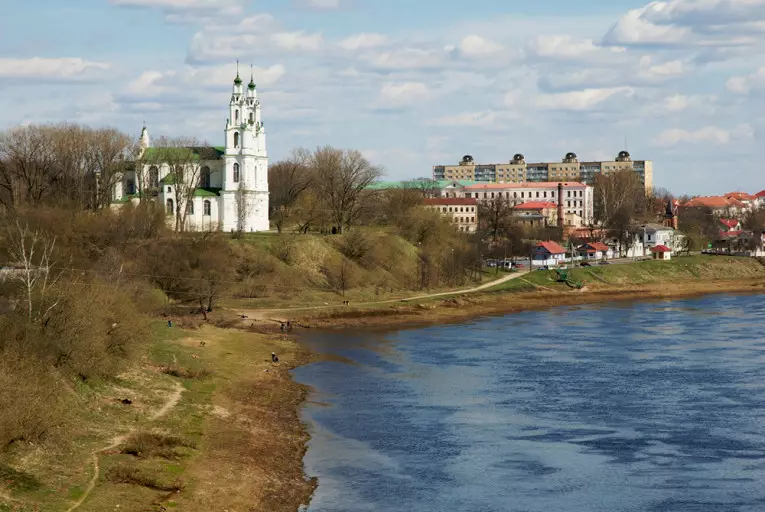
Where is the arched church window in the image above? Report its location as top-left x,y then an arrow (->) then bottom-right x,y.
200,166 -> 211,188
204,200 -> 211,216
235,110 -> 240,123
166,198 -> 174,215
249,112 -> 254,124
234,132 -> 239,148
148,166 -> 159,189
233,163 -> 240,183
126,179 -> 135,195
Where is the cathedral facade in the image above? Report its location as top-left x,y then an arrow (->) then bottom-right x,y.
112,69 -> 269,232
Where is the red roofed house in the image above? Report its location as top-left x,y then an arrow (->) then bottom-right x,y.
513,201 -> 557,226
719,218 -> 742,236
682,196 -> 746,216
755,190 -> 765,209
577,242 -> 613,260
724,192 -> 757,209
650,245 -> 672,261
532,241 -> 567,266
423,197 -> 478,233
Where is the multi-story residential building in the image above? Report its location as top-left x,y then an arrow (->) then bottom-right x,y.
422,197 -> 478,233
433,151 -> 653,190
458,182 -> 593,227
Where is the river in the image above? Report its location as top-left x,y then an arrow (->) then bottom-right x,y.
293,293 -> 765,512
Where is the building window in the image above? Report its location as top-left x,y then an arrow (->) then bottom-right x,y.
472,217 -> 475,222
234,132 -> 240,148
200,166 -> 211,188
148,166 -> 159,189
536,192 -> 540,198
204,200 -> 211,216
235,110 -> 240,123
167,186 -> 172,193
165,198 -> 174,215
233,163 -> 240,182
187,201 -> 194,215
249,112 -> 254,123
126,179 -> 135,195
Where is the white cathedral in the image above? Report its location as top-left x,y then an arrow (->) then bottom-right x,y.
112,69 -> 270,232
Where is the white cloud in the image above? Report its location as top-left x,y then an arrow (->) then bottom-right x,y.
339,33 -> 389,51
377,82 -> 431,108
536,87 -> 634,111
363,48 -> 445,70
602,0 -> 765,47
640,56 -> 686,77
430,111 -> 500,127
527,35 -> 602,58
655,123 -> 754,147
303,0 -> 340,9
271,31 -> 324,52
111,0 -> 237,7
187,15 -> 323,62
457,35 -> 505,57
0,57 -> 111,80
124,64 -> 286,99
726,67 -> 765,95
110,0 -> 246,22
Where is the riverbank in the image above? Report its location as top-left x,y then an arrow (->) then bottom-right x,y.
245,255 -> 765,331
0,323 -> 316,512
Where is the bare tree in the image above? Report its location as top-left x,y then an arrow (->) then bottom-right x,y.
594,170 -> 647,227
268,151 -> 313,233
234,177 -> 252,236
311,146 -> 382,234
478,197 -> 515,241
0,125 -> 60,207
5,221 -> 62,323
87,128 -> 134,210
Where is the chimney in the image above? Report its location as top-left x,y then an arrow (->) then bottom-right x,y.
557,182 -> 564,232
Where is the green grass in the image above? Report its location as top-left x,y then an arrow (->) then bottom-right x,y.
486,255 -> 765,294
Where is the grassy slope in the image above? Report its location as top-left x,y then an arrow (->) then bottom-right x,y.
488,255 -> 765,293
224,232 -> 496,310
0,321 -> 314,512
283,255 -> 765,329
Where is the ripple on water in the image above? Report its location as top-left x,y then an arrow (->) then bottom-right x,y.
294,293 -> 765,512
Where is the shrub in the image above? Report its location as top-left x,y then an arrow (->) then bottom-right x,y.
106,465 -> 183,492
120,432 -> 195,459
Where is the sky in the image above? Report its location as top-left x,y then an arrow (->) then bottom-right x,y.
0,0 -> 763,195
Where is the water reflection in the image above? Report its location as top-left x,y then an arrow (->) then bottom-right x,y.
294,293 -> 765,512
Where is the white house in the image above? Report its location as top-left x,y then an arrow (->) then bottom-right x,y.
532,241 -> 567,267
112,67 -> 269,232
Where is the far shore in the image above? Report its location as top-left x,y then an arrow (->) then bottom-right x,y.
272,278 -> 765,333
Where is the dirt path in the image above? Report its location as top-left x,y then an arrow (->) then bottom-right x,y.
65,381 -> 184,512
240,270 -> 529,322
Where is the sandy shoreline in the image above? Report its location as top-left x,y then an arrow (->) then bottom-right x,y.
284,278 -> 765,511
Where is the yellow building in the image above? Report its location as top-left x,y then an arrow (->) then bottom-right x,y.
433,152 -> 653,191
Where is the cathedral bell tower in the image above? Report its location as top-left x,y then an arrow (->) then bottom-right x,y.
221,62 -> 269,232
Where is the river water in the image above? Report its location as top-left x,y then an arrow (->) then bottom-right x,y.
293,293 -> 765,512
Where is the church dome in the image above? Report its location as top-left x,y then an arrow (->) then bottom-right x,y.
565,152 -> 577,160
513,153 -> 525,162
462,154 -> 474,163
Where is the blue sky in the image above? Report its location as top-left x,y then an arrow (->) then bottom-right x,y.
1,0 -> 763,195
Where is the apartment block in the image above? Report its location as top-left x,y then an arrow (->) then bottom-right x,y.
433,152 -> 653,190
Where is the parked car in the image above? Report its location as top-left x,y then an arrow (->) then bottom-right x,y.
514,263 -> 524,269
599,261 -> 611,265
580,262 -> 591,267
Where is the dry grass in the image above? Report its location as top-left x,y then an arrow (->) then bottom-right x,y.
120,432 -> 195,460
105,465 -> 183,492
